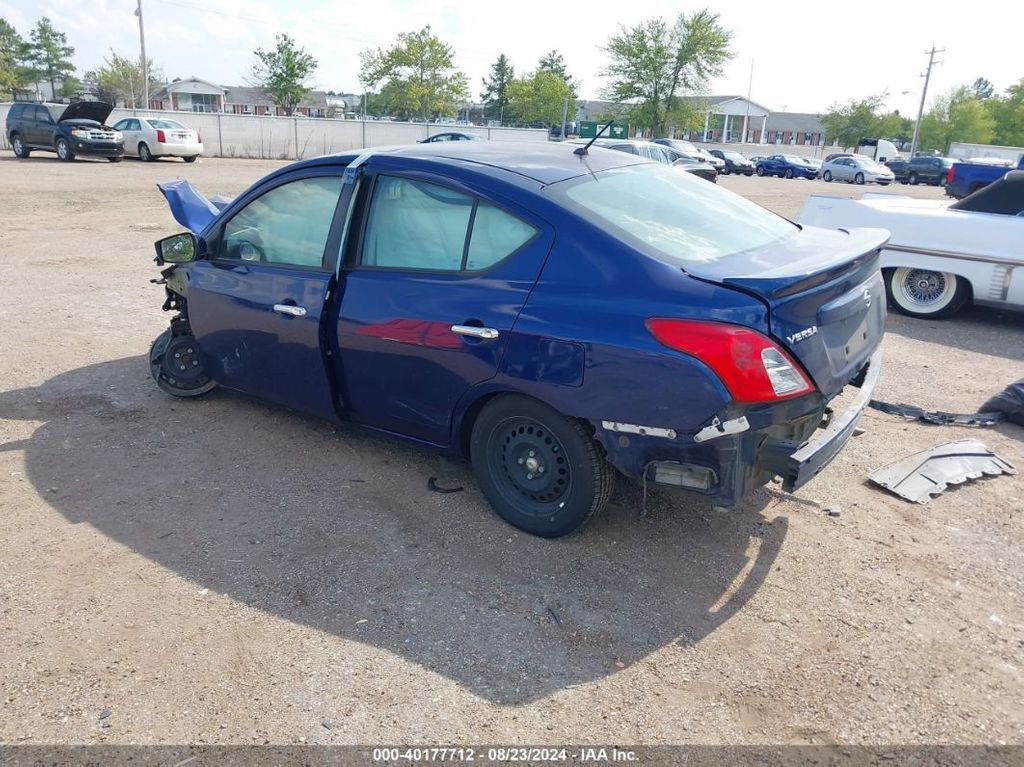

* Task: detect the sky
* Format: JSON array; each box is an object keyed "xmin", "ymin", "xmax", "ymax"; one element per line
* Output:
[{"xmin": 2, "ymin": 0, "xmax": 1022, "ymax": 117}]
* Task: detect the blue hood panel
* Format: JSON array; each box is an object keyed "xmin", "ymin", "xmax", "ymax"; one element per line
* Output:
[{"xmin": 157, "ymin": 179, "xmax": 221, "ymax": 234}]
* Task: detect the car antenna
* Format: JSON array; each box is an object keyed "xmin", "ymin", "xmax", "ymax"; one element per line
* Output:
[{"xmin": 574, "ymin": 118, "xmax": 615, "ymax": 156}]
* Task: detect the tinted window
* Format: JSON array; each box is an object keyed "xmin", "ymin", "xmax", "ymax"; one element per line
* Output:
[
  {"xmin": 362, "ymin": 176, "xmax": 473, "ymax": 270},
  {"xmin": 148, "ymin": 119, "xmax": 185, "ymax": 129},
  {"xmin": 221, "ymin": 176, "xmax": 344, "ymax": 268},
  {"xmin": 9, "ymin": 103, "xmax": 24, "ymax": 119},
  {"xmin": 31, "ymin": 105, "xmax": 50, "ymax": 122},
  {"xmin": 113, "ymin": 119, "xmax": 130, "ymax": 130},
  {"xmin": 550, "ymin": 164, "xmax": 796, "ymax": 264},
  {"xmin": 466, "ymin": 203, "xmax": 537, "ymax": 270}
]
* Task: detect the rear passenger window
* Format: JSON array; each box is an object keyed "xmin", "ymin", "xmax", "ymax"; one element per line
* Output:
[
  {"xmin": 361, "ymin": 176, "xmax": 537, "ymax": 272},
  {"xmin": 466, "ymin": 203, "xmax": 537, "ymax": 270}
]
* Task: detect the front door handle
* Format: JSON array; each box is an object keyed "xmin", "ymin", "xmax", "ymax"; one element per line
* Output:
[
  {"xmin": 451, "ymin": 324, "xmax": 499, "ymax": 340},
  {"xmin": 273, "ymin": 304, "xmax": 307, "ymax": 317}
]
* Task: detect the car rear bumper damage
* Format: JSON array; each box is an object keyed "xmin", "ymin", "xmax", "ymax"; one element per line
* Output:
[{"xmin": 595, "ymin": 350, "xmax": 882, "ymax": 505}]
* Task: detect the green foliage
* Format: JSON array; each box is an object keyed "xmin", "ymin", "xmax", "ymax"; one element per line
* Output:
[
  {"xmin": 26, "ymin": 17, "xmax": 76, "ymax": 97},
  {"xmin": 506, "ymin": 69, "xmax": 574, "ymax": 126},
  {"xmin": 251, "ymin": 34, "xmax": 318, "ymax": 115},
  {"xmin": 0, "ymin": 18, "xmax": 29, "ymax": 98},
  {"xmin": 87, "ymin": 50, "xmax": 162, "ymax": 108},
  {"xmin": 917, "ymin": 86, "xmax": 995, "ymax": 153},
  {"xmin": 480, "ymin": 54, "xmax": 514, "ymax": 120},
  {"xmin": 989, "ymin": 79, "xmax": 1024, "ymax": 147},
  {"xmin": 820, "ymin": 94, "xmax": 893, "ymax": 149},
  {"xmin": 537, "ymin": 50, "xmax": 577, "ymax": 100},
  {"xmin": 359, "ymin": 26, "xmax": 468, "ymax": 120},
  {"xmin": 600, "ymin": 9, "xmax": 732, "ymax": 136},
  {"xmin": 970, "ymin": 77, "xmax": 994, "ymax": 100}
]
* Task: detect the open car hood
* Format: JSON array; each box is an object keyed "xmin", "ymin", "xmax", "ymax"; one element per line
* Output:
[{"xmin": 57, "ymin": 101, "xmax": 114, "ymax": 124}]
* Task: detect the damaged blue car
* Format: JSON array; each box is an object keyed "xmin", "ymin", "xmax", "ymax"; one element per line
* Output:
[{"xmin": 151, "ymin": 141, "xmax": 886, "ymax": 537}]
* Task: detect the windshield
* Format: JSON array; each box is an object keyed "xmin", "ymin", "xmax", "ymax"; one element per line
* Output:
[
  {"xmin": 783, "ymin": 155, "xmax": 805, "ymax": 163},
  {"xmin": 147, "ymin": 119, "xmax": 187, "ymax": 129},
  {"xmin": 548, "ymin": 164, "xmax": 797, "ymax": 264},
  {"xmin": 724, "ymin": 151, "xmax": 746, "ymax": 161}
]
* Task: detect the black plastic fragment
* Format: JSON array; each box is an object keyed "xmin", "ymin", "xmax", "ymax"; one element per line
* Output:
[{"xmin": 427, "ymin": 477, "xmax": 464, "ymax": 494}]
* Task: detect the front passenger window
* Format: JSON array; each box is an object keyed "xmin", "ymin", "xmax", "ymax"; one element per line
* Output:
[{"xmin": 221, "ymin": 176, "xmax": 344, "ymax": 267}]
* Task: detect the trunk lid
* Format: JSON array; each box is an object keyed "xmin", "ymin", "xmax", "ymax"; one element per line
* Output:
[
  {"xmin": 685, "ymin": 225, "xmax": 889, "ymax": 399},
  {"xmin": 58, "ymin": 101, "xmax": 115, "ymax": 125}
]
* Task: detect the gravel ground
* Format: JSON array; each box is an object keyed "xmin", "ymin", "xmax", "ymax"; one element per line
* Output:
[{"xmin": 0, "ymin": 152, "xmax": 1021, "ymax": 746}]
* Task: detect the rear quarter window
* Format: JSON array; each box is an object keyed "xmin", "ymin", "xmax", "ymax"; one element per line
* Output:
[{"xmin": 9, "ymin": 103, "xmax": 25, "ymax": 120}]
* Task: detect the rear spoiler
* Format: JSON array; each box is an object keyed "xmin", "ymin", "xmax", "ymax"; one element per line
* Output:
[{"xmin": 157, "ymin": 179, "xmax": 231, "ymax": 234}]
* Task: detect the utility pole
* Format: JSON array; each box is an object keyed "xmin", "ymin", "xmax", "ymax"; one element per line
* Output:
[
  {"xmin": 135, "ymin": 0, "xmax": 149, "ymax": 110},
  {"xmin": 909, "ymin": 45, "xmax": 944, "ymax": 157},
  {"xmin": 561, "ymin": 97, "xmax": 569, "ymax": 140},
  {"xmin": 743, "ymin": 58, "xmax": 753, "ymax": 144}
]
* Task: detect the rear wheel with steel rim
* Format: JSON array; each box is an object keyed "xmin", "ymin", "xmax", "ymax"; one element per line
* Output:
[
  {"xmin": 884, "ymin": 267, "xmax": 970, "ymax": 319},
  {"xmin": 470, "ymin": 395, "xmax": 614, "ymax": 537},
  {"xmin": 56, "ymin": 138, "xmax": 74, "ymax": 161}
]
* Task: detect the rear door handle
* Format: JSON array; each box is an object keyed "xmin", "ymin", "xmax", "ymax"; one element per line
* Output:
[
  {"xmin": 273, "ymin": 304, "xmax": 307, "ymax": 317},
  {"xmin": 451, "ymin": 324, "xmax": 499, "ymax": 340}
]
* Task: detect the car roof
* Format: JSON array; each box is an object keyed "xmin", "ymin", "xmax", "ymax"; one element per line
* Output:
[{"xmin": 288, "ymin": 140, "xmax": 650, "ymax": 185}]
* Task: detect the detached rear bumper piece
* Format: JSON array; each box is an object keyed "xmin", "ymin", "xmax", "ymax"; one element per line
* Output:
[{"xmin": 869, "ymin": 439, "xmax": 1016, "ymax": 503}]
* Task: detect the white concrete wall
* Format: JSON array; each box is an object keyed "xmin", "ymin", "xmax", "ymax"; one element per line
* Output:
[
  {"xmin": 0, "ymin": 103, "xmax": 548, "ymax": 157},
  {"xmin": 697, "ymin": 140, "xmax": 840, "ymax": 160}
]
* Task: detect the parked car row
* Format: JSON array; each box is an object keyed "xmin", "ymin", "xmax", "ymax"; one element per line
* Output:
[{"xmin": 5, "ymin": 101, "xmax": 203, "ymax": 163}]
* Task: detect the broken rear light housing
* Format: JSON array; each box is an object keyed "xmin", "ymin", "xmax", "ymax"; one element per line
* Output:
[{"xmin": 646, "ymin": 318, "xmax": 815, "ymax": 403}]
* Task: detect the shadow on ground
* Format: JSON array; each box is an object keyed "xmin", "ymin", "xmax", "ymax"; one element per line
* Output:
[
  {"xmin": 885, "ymin": 305, "xmax": 1024, "ymax": 362},
  {"xmin": 0, "ymin": 356, "xmax": 787, "ymax": 705}
]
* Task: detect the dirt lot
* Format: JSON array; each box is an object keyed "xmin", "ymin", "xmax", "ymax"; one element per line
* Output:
[{"xmin": 1, "ymin": 152, "xmax": 1022, "ymax": 747}]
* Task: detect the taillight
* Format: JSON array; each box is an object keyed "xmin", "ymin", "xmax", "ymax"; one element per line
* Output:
[
  {"xmin": 947, "ymin": 166, "xmax": 954, "ymax": 184},
  {"xmin": 156, "ymin": 129, "xmax": 166, "ymax": 143},
  {"xmin": 646, "ymin": 318, "xmax": 815, "ymax": 403}
]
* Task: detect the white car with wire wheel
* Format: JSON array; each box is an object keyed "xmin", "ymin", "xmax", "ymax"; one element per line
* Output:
[
  {"xmin": 111, "ymin": 117, "xmax": 203, "ymax": 162},
  {"xmin": 797, "ymin": 171, "xmax": 1024, "ymax": 319}
]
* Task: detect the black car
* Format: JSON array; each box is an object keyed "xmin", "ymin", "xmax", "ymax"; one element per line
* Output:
[
  {"xmin": 419, "ymin": 131, "xmax": 484, "ymax": 143},
  {"xmin": 906, "ymin": 155, "xmax": 954, "ymax": 186},
  {"xmin": 709, "ymin": 149, "xmax": 755, "ymax": 176},
  {"xmin": 6, "ymin": 101, "xmax": 124, "ymax": 162},
  {"xmin": 670, "ymin": 154, "xmax": 719, "ymax": 183},
  {"xmin": 884, "ymin": 157, "xmax": 910, "ymax": 183}
]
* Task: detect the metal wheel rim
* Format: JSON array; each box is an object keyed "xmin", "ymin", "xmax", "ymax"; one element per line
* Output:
[
  {"xmin": 901, "ymin": 269, "xmax": 951, "ymax": 306},
  {"xmin": 57, "ymin": 141, "xmax": 68, "ymax": 159},
  {"xmin": 487, "ymin": 417, "xmax": 572, "ymax": 515},
  {"xmin": 13, "ymin": 137, "xmax": 22, "ymax": 153},
  {"xmin": 140, "ymin": 145, "xmax": 150, "ymax": 160}
]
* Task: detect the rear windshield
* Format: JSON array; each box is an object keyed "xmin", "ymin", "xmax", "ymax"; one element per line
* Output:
[
  {"xmin": 147, "ymin": 119, "xmax": 187, "ymax": 129},
  {"xmin": 548, "ymin": 163, "xmax": 797, "ymax": 264}
]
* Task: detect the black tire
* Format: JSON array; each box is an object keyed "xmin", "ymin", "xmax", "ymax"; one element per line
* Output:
[
  {"xmin": 756, "ymin": 166, "xmax": 765, "ymax": 177},
  {"xmin": 149, "ymin": 327, "xmax": 218, "ymax": 397},
  {"xmin": 108, "ymin": 156, "xmax": 123, "ymax": 163},
  {"xmin": 11, "ymin": 134, "xmax": 30, "ymax": 158},
  {"xmin": 908, "ymin": 172, "xmax": 919, "ymax": 185},
  {"xmin": 938, "ymin": 175, "xmax": 947, "ymax": 187},
  {"xmin": 56, "ymin": 138, "xmax": 74, "ymax": 162},
  {"xmin": 784, "ymin": 168, "xmax": 794, "ymax": 179},
  {"xmin": 854, "ymin": 172, "xmax": 865, "ymax": 185},
  {"xmin": 138, "ymin": 143, "xmax": 153, "ymax": 162},
  {"xmin": 884, "ymin": 267, "xmax": 971, "ymax": 319},
  {"xmin": 469, "ymin": 395, "xmax": 614, "ymax": 538},
  {"xmin": 822, "ymin": 170, "xmax": 832, "ymax": 182},
  {"xmin": 183, "ymin": 155, "xmax": 198, "ymax": 163}
]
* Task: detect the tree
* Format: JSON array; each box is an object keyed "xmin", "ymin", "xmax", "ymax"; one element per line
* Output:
[
  {"xmin": 0, "ymin": 18, "xmax": 29, "ymax": 99},
  {"xmin": 988, "ymin": 79, "xmax": 1024, "ymax": 147},
  {"xmin": 970, "ymin": 77, "xmax": 995, "ymax": 100},
  {"xmin": 506, "ymin": 69, "xmax": 574, "ymax": 126},
  {"xmin": 480, "ymin": 53, "xmax": 514, "ymax": 121},
  {"xmin": 251, "ymin": 33, "xmax": 317, "ymax": 115},
  {"xmin": 359, "ymin": 26, "xmax": 468, "ymax": 120},
  {"xmin": 26, "ymin": 17, "xmax": 76, "ymax": 98},
  {"xmin": 538, "ymin": 49, "xmax": 578, "ymax": 100},
  {"xmin": 86, "ymin": 50, "xmax": 162, "ymax": 108},
  {"xmin": 917, "ymin": 86, "xmax": 995, "ymax": 153},
  {"xmin": 600, "ymin": 10, "xmax": 732, "ymax": 136},
  {"xmin": 820, "ymin": 94, "xmax": 891, "ymax": 149}
]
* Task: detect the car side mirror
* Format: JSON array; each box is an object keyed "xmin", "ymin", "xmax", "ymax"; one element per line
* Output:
[{"xmin": 155, "ymin": 232, "xmax": 198, "ymax": 264}]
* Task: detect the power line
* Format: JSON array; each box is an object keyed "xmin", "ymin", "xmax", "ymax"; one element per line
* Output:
[{"xmin": 909, "ymin": 45, "xmax": 944, "ymax": 157}]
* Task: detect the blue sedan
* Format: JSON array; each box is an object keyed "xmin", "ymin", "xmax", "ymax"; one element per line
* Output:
[
  {"xmin": 152, "ymin": 142, "xmax": 885, "ymax": 537},
  {"xmin": 756, "ymin": 154, "xmax": 820, "ymax": 179}
]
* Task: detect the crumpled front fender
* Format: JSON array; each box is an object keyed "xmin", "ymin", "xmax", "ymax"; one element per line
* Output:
[{"xmin": 157, "ymin": 179, "xmax": 221, "ymax": 234}]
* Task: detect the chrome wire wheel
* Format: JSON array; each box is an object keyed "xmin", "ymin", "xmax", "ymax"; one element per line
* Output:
[{"xmin": 886, "ymin": 267, "xmax": 969, "ymax": 319}]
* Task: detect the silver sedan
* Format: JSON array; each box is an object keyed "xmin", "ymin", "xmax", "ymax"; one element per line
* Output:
[{"xmin": 821, "ymin": 155, "xmax": 895, "ymax": 185}]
